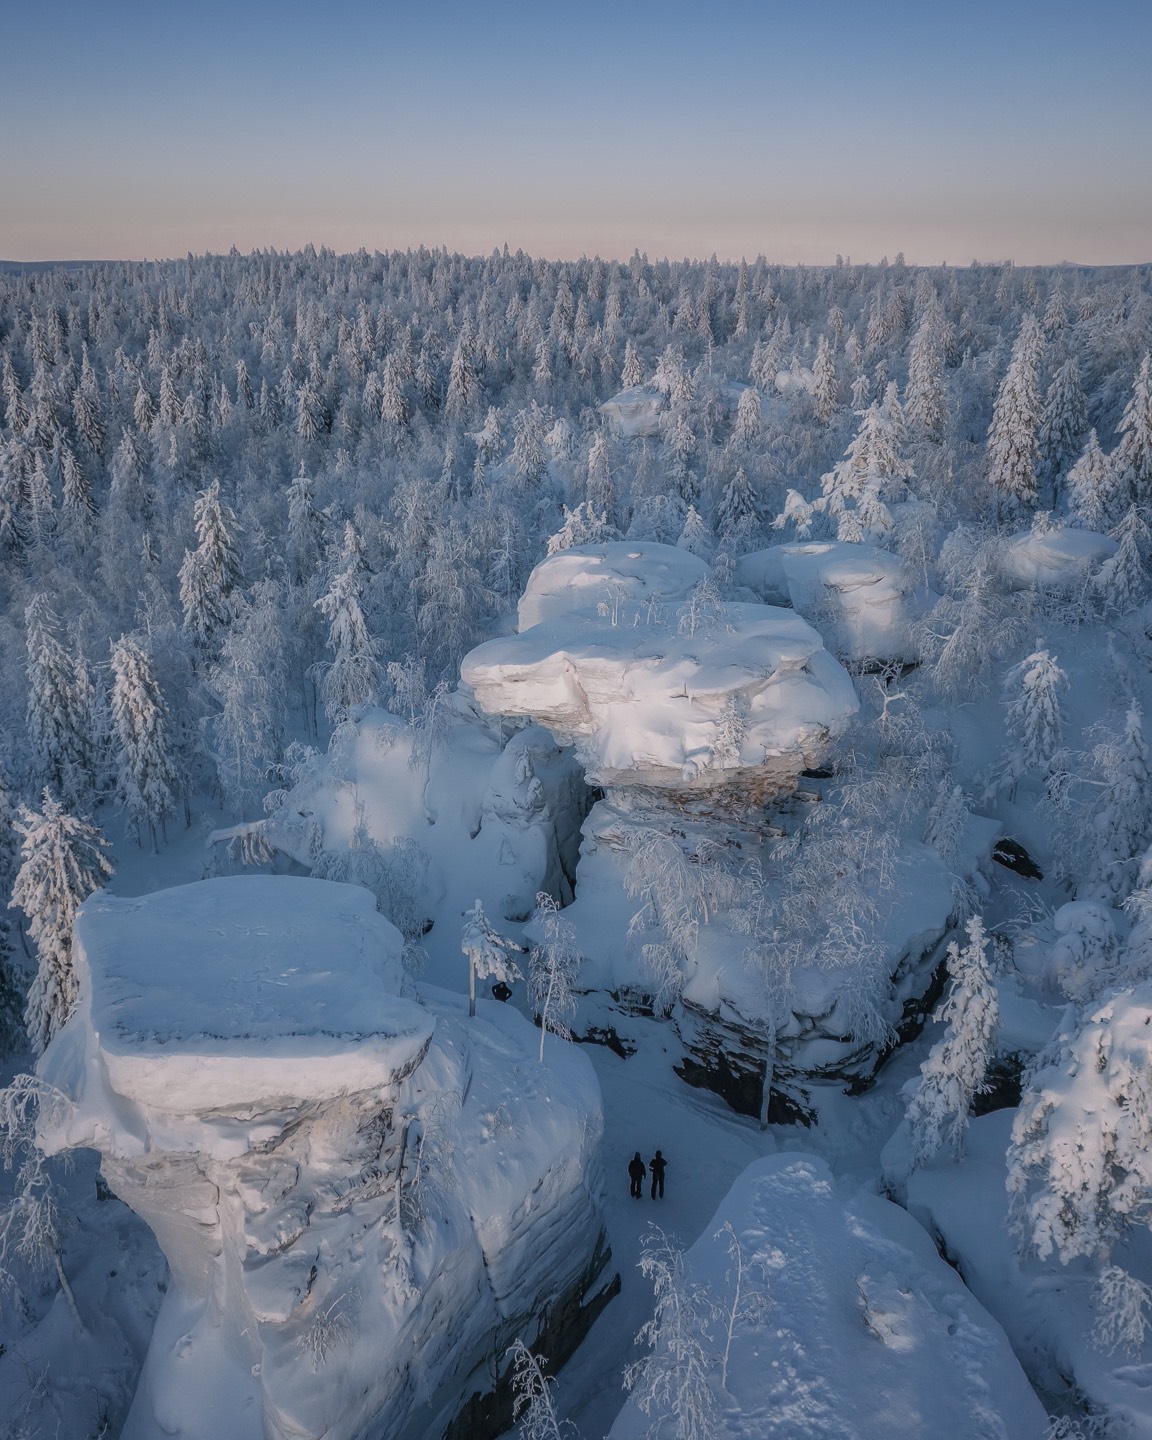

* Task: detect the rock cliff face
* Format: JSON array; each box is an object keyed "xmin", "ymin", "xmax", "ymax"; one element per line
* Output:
[{"xmin": 37, "ymin": 876, "xmax": 614, "ymax": 1440}]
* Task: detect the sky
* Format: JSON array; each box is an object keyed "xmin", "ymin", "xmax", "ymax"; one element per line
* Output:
[{"xmin": 2, "ymin": 0, "xmax": 1150, "ymax": 266}]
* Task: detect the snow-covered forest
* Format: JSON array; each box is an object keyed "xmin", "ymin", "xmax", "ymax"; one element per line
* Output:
[{"xmin": 2, "ymin": 246, "xmax": 1152, "ymax": 1439}]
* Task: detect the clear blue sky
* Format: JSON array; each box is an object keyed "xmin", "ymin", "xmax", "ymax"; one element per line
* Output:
[{"xmin": 3, "ymin": 0, "xmax": 1150, "ymax": 264}]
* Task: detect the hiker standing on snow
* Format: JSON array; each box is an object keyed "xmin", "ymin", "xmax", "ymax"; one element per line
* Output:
[
  {"xmin": 628, "ymin": 1151, "xmax": 646, "ymax": 1199},
  {"xmin": 649, "ymin": 1149, "xmax": 667, "ymax": 1199}
]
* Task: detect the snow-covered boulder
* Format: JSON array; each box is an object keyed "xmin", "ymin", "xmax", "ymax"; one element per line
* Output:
[
  {"xmin": 736, "ymin": 541, "xmax": 930, "ymax": 665},
  {"xmin": 38, "ymin": 876, "xmax": 615, "ymax": 1440},
  {"xmin": 518, "ymin": 541, "xmax": 710, "ymax": 632},
  {"xmin": 216, "ymin": 704, "xmax": 588, "ymax": 987},
  {"xmin": 599, "ymin": 384, "xmax": 666, "ymax": 438},
  {"xmin": 461, "ymin": 597, "xmax": 858, "ymax": 798},
  {"xmin": 609, "ymin": 1153, "xmax": 1047, "ymax": 1440},
  {"xmin": 999, "ymin": 525, "xmax": 1116, "ymax": 591}
]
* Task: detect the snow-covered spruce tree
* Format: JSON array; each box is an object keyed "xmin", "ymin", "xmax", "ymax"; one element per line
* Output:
[
  {"xmin": 1067, "ymin": 429, "xmax": 1122, "ymax": 532},
  {"xmin": 923, "ymin": 780, "xmax": 970, "ymax": 868},
  {"xmin": 714, "ymin": 464, "xmax": 758, "ymax": 541},
  {"xmin": 811, "ymin": 334, "xmax": 837, "ymax": 422},
  {"xmin": 178, "ymin": 478, "xmax": 243, "ymax": 652},
  {"xmin": 285, "ymin": 466, "xmax": 325, "ymax": 587},
  {"xmin": 312, "ymin": 522, "xmax": 384, "ymax": 726},
  {"xmin": 676, "ymin": 504, "xmax": 714, "ymax": 561},
  {"xmin": 24, "ymin": 594, "xmax": 94, "ymax": 809},
  {"xmin": 207, "ymin": 581, "xmax": 289, "ymax": 813},
  {"xmin": 986, "ymin": 313, "xmax": 1043, "ymax": 522},
  {"xmin": 905, "ymin": 299, "xmax": 947, "ymax": 441},
  {"xmin": 461, "ymin": 900, "xmax": 523, "ymax": 1018},
  {"xmin": 1008, "ymin": 983, "xmax": 1152, "ymax": 1274},
  {"xmin": 1084, "ymin": 705, "xmax": 1152, "ymax": 904},
  {"xmin": 901, "ymin": 914, "xmax": 998, "ymax": 1172},
  {"xmin": 10, "ymin": 793, "xmax": 112, "ymax": 1056},
  {"xmin": 1093, "ymin": 504, "xmax": 1150, "ymax": 616},
  {"xmin": 624, "ymin": 1227, "xmax": 719, "ymax": 1440},
  {"xmin": 990, "ymin": 647, "xmax": 1067, "ymax": 797},
  {"xmin": 528, "ymin": 893, "xmax": 579, "ymax": 1063},
  {"xmin": 732, "ymin": 384, "xmax": 762, "ymax": 447},
  {"xmin": 1116, "ymin": 352, "xmax": 1152, "ymax": 509},
  {"xmin": 1037, "ymin": 357, "xmax": 1086, "ymax": 500},
  {"xmin": 710, "ymin": 694, "xmax": 748, "ymax": 771},
  {"xmin": 109, "ymin": 634, "xmax": 178, "ymax": 851},
  {"xmin": 444, "ymin": 320, "xmax": 478, "ymax": 421},
  {"xmin": 812, "ymin": 398, "xmax": 911, "ymax": 543},
  {"xmin": 914, "ymin": 528, "xmax": 1023, "ymax": 699},
  {"xmin": 585, "ymin": 429, "xmax": 616, "ymax": 523}
]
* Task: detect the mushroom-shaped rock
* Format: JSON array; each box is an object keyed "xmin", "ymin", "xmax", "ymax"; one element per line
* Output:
[{"xmin": 462, "ymin": 595, "xmax": 858, "ymax": 797}]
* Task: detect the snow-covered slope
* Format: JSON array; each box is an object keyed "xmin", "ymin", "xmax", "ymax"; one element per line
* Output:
[
  {"xmin": 609, "ymin": 1152, "xmax": 1048, "ymax": 1440},
  {"xmin": 36, "ymin": 876, "xmax": 614, "ymax": 1440}
]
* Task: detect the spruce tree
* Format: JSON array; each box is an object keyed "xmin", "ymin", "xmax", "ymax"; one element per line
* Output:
[
  {"xmin": 1067, "ymin": 429, "xmax": 1122, "ymax": 532},
  {"xmin": 905, "ymin": 300, "xmax": 947, "ymax": 441},
  {"xmin": 109, "ymin": 635, "xmax": 179, "ymax": 851},
  {"xmin": 10, "ymin": 792, "xmax": 113, "ymax": 1056},
  {"xmin": 312, "ymin": 523, "xmax": 383, "ymax": 725},
  {"xmin": 179, "ymin": 479, "xmax": 243, "ymax": 651},
  {"xmin": 1117, "ymin": 353, "xmax": 1152, "ymax": 508},
  {"xmin": 24, "ymin": 595, "xmax": 93, "ymax": 808},
  {"xmin": 903, "ymin": 914, "xmax": 998, "ymax": 1168},
  {"xmin": 986, "ymin": 313, "xmax": 1043, "ymax": 521}
]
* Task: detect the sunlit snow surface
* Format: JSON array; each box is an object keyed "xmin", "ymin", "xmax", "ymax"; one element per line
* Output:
[
  {"xmin": 54, "ymin": 876, "xmax": 430, "ymax": 1113},
  {"xmin": 609, "ymin": 1153, "xmax": 1048, "ymax": 1440},
  {"xmin": 999, "ymin": 525, "xmax": 1117, "ymax": 590}
]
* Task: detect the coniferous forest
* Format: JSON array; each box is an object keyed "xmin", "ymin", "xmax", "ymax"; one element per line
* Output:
[{"xmin": 2, "ymin": 248, "xmax": 1152, "ymax": 1439}]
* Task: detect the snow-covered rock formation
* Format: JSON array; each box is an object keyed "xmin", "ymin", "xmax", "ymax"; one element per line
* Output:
[
  {"xmin": 460, "ymin": 543, "xmax": 977, "ymax": 1114},
  {"xmin": 463, "ymin": 542, "xmax": 858, "ymax": 799},
  {"xmin": 598, "ymin": 384, "xmax": 667, "ymax": 438},
  {"xmin": 736, "ymin": 540, "xmax": 931, "ymax": 666},
  {"xmin": 215, "ymin": 702, "xmax": 588, "ymax": 986},
  {"xmin": 37, "ymin": 876, "xmax": 614, "ymax": 1440},
  {"xmin": 999, "ymin": 524, "xmax": 1116, "ymax": 591},
  {"xmin": 609, "ymin": 1153, "xmax": 1048, "ymax": 1440}
]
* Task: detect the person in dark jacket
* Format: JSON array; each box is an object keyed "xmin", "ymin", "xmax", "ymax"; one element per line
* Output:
[
  {"xmin": 649, "ymin": 1149, "xmax": 667, "ymax": 1199},
  {"xmin": 628, "ymin": 1151, "xmax": 646, "ymax": 1199}
]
